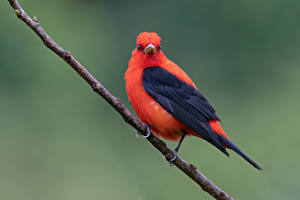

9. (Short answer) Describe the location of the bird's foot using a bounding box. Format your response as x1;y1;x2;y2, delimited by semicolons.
168;150;178;166
136;123;151;138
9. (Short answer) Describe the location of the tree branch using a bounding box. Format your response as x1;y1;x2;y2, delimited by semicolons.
7;1;233;199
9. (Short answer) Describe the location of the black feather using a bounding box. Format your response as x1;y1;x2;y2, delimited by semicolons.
142;67;228;156
218;134;262;170
142;66;263;170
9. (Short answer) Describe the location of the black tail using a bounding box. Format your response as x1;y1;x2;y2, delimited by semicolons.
218;135;262;170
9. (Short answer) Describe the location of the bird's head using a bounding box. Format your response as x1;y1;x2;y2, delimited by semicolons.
129;32;165;68
136;32;161;55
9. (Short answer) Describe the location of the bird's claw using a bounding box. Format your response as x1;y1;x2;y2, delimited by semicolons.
168;150;178;166
143;124;151;138
136;123;151;138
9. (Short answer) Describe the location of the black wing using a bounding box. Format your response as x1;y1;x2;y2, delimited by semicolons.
143;66;229;156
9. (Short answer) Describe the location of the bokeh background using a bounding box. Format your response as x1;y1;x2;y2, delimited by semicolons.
1;0;300;199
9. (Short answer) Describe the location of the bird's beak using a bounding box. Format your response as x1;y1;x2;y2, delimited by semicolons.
144;43;157;54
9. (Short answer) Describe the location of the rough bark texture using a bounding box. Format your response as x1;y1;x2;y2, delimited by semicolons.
7;1;234;199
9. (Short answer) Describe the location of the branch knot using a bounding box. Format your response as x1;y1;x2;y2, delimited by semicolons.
14;9;21;18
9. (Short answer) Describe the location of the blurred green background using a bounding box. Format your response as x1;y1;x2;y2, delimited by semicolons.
1;0;300;199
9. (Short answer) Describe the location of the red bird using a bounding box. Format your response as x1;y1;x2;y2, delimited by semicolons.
125;32;262;170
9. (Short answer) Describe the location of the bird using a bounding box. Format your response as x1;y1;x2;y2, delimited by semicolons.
125;32;262;170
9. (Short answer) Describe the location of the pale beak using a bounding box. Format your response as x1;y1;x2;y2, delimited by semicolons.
144;43;157;54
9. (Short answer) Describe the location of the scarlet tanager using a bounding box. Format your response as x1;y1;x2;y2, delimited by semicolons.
125;32;262;170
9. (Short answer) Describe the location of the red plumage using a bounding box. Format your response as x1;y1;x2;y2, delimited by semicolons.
125;32;261;170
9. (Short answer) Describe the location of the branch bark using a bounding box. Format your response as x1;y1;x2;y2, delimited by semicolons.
7;1;233;199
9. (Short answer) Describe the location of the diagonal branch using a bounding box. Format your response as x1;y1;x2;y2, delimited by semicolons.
7;1;233;199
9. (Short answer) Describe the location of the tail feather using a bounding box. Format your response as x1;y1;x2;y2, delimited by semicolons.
218;135;262;170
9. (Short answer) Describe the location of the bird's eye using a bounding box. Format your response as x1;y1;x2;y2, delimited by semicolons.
137;44;142;50
158;45;161;50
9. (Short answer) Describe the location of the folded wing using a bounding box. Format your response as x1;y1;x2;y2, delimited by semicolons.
142;66;229;156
